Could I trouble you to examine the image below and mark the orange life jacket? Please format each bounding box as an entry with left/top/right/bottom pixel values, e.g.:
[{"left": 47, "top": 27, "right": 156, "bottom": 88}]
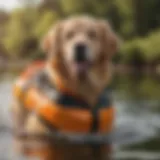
[{"left": 13, "top": 61, "right": 114, "bottom": 134}]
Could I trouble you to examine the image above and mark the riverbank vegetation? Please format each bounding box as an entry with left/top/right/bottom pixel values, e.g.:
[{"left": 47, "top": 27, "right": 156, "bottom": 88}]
[{"left": 0, "top": 0, "right": 160, "bottom": 71}]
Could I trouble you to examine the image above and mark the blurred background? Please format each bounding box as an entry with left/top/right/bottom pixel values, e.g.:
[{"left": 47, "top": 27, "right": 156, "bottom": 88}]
[
  {"left": 0, "top": 0, "right": 160, "bottom": 73},
  {"left": 0, "top": 0, "right": 160, "bottom": 160}
]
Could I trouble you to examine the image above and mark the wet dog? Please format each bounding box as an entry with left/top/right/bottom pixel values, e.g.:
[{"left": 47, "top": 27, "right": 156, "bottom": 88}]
[{"left": 12, "top": 16, "right": 119, "bottom": 136}]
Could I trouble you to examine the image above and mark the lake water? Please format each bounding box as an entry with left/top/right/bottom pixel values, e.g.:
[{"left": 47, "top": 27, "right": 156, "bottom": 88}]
[{"left": 0, "top": 72, "right": 160, "bottom": 160}]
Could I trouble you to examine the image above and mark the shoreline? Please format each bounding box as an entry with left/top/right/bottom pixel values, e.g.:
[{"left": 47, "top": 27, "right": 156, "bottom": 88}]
[{"left": 0, "top": 60, "right": 159, "bottom": 75}]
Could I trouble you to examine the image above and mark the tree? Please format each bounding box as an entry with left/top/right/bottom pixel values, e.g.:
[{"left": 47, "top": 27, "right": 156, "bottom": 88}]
[
  {"left": 133, "top": 0, "right": 160, "bottom": 36},
  {"left": 3, "top": 9, "right": 38, "bottom": 58}
]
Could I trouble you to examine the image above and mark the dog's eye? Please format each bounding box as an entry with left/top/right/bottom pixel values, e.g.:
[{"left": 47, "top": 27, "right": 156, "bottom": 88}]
[
  {"left": 87, "top": 30, "right": 97, "bottom": 39},
  {"left": 66, "top": 31, "right": 75, "bottom": 40}
]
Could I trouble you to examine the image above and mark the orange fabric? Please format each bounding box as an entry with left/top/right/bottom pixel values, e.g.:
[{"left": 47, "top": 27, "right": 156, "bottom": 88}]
[
  {"left": 21, "top": 61, "right": 45, "bottom": 79},
  {"left": 14, "top": 82, "right": 114, "bottom": 133},
  {"left": 24, "top": 88, "right": 93, "bottom": 133},
  {"left": 13, "top": 61, "right": 45, "bottom": 99},
  {"left": 13, "top": 83, "right": 22, "bottom": 99},
  {"left": 13, "top": 61, "right": 114, "bottom": 133},
  {"left": 99, "top": 107, "right": 115, "bottom": 133}
]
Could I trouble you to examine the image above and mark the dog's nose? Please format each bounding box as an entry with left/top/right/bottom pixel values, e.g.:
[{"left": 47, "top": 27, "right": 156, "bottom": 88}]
[{"left": 74, "top": 44, "right": 87, "bottom": 62}]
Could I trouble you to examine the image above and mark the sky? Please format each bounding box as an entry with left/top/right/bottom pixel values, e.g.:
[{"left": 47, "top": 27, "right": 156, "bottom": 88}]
[{"left": 0, "top": 0, "right": 20, "bottom": 10}]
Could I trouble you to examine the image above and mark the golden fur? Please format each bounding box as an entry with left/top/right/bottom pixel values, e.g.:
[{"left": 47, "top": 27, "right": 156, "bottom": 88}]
[
  {"left": 43, "top": 16, "right": 119, "bottom": 105},
  {"left": 12, "top": 16, "right": 119, "bottom": 135}
]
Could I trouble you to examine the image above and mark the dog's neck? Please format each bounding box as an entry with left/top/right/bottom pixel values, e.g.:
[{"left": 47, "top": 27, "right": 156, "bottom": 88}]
[{"left": 46, "top": 63, "right": 111, "bottom": 106}]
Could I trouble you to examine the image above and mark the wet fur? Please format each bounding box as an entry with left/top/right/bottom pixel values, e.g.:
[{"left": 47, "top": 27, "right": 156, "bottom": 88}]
[
  {"left": 12, "top": 16, "right": 119, "bottom": 134},
  {"left": 44, "top": 16, "right": 119, "bottom": 105}
]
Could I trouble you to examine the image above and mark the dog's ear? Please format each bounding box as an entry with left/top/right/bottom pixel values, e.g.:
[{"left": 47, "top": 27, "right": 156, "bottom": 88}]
[
  {"left": 99, "top": 20, "right": 120, "bottom": 58},
  {"left": 41, "top": 22, "right": 62, "bottom": 55}
]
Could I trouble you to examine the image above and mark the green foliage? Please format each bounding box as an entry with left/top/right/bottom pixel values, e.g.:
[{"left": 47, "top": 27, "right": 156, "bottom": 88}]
[
  {"left": 142, "top": 31, "right": 160, "bottom": 61},
  {"left": 113, "top": 0, "right": 134, "bottom": 37},
  {"left": 114, "top": 74, "right": 160, "bottom": 100},
  {"left": 121, "top": 30, "right": 160, "bottom": 64},
  {"left": 3, "top": 8, "right": 38, "bottom": 58},
  {"left": 60, "top": 0, "right": 110, "bottom": 16},
  {"left": 1, "top": 0, "right": 160, "bottom": 65},
  {"left": 34, "top": 10, "right": 60, "bottom": 40}
]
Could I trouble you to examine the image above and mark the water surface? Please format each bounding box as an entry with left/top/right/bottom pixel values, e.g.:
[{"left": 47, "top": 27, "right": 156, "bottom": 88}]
[{"left": 0, "top": 72, "right": 159, "bottom": 160}]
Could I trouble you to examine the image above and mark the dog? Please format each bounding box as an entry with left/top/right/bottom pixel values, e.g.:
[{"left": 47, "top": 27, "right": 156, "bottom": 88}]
[{"left": 12, "top": 16, "right": 119, "bottom": 136}]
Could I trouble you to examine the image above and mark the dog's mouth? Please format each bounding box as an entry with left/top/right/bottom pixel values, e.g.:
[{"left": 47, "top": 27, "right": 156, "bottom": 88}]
[
  {"left": 75, "top": 62, "right": 89, "bottom": 73},
  {"left": 71, "top": 61, "right": 91, "bottom": 79}
]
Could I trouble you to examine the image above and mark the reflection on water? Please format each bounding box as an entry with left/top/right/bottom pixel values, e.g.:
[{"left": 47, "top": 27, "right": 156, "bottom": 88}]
[
  {"left": 14, "top": 137, "right": 112, "bottom": 160},
  {"left": 0, "top": 73, "right": 159, "bottom": 160}
]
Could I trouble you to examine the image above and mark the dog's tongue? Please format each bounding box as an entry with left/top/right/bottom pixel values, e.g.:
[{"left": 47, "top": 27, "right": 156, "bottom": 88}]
[{"left": 75, "top": 63, "right": 88, "bottom": 74}]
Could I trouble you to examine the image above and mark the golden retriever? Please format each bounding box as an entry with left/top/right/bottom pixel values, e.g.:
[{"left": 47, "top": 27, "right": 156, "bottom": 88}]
[
  {"left": 44, "top": 16, "right": 119, "bottom": 105},
  {"left": 12, "top": 16, "right": 119, "bottom": 135}
]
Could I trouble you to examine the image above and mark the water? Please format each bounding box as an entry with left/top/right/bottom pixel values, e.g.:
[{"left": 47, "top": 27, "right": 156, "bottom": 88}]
[{"left": 0, "top": 72, "right": 159, "bottom": 160}]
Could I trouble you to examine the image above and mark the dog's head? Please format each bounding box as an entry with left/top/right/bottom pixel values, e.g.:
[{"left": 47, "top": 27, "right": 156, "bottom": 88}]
[{"left": 42, "top": 16, "right": 119, "bottom": 82}]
